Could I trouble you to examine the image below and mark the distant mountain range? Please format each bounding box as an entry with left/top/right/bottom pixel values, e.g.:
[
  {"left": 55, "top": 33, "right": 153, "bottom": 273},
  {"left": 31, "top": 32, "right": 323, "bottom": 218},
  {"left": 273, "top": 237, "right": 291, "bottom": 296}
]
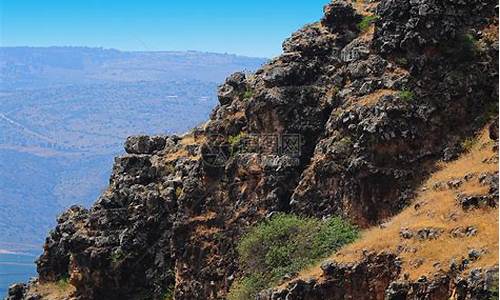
[
  {"left": 0, "top": 47, "right": 266, "bottom": 89},
  {"left": 0, "top": 47, "right": 267, "bottom": 247}
]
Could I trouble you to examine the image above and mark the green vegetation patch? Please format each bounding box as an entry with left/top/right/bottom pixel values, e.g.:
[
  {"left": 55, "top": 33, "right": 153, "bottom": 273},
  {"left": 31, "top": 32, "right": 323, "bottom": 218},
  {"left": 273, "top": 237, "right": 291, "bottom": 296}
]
[
  {"left": 228, "top": 132, "right": 248, "bottom": 156},
  {"left": 357, "top": 15, "right": 378, "bottom": 31},
  {"left": 398, "top": 89, "right": 415, "bottom": 102},
  {"left": 228, "top": 213, "right": 359, "bottom": 300},
  {"left": 56, "top": 276, "right": 70, "bottom": 290},
  {"left": 243, "top": 88, "right": 254, "bottom": 100}
]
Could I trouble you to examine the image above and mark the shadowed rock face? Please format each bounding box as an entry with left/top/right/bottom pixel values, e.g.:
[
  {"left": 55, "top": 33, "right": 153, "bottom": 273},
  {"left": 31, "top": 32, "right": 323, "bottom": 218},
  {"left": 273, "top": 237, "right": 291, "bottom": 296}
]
[
  {"left": 258, "top": 257, "right": 498, "bottom": 300},
  {"left": 11, "top": 0, "right": 498, "bottom": 299},
  {"left": 258, "top": 252, "right": 401, "bottom": 300}
]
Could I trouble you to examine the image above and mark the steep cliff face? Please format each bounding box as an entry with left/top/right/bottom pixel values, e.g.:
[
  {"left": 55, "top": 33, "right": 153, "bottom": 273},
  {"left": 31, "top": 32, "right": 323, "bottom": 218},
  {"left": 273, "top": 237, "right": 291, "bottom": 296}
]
[
  {"left": 258, "top": 124, "right": 499, "bottom": 300},
  {"left": 8, "top": 0, "right": 498, "bottom": 299}
]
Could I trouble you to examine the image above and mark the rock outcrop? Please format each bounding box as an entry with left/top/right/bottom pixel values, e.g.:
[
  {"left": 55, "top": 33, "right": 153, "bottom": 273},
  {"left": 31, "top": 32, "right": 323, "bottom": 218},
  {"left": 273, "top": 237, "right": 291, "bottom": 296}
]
[{"left": 8, "top": 0, "right": 498, "bottom": 299}]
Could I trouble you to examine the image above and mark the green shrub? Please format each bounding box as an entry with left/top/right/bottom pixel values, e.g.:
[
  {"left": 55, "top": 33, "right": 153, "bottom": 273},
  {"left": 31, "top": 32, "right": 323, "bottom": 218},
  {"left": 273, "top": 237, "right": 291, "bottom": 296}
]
[
  {"left": 398, "top": 89, "right": 415, "bottom": 102},
  {"left": 357, "top": 15, "right": 378, "bottom": 31},
  {"left": 228, "top": 132, "right": 247, "bottom": 156},
  {"left": 228, "top": 273, "right": 268, "bottom": 300},
  {"left": 56, "top": 276, "right": 70, "bottom": 290},
  {"left": 243, "top": 89, "right": 254, "bottom": 100},
  {"left": 228, "top": 214, "right": 359, "bottom": 300}
]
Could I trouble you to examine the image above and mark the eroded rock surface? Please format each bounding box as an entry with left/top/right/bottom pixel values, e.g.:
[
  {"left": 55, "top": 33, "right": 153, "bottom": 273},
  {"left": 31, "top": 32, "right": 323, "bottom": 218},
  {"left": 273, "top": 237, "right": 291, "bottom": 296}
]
[{"left": 10, "top": 0, "right": 498, "bottom": 299}]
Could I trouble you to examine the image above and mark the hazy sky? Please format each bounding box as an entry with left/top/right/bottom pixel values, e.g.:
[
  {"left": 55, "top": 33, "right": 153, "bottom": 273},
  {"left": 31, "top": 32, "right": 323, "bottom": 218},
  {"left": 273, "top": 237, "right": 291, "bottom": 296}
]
[{"left": 0, "top": 0, "right": 329, "bottom": 58}]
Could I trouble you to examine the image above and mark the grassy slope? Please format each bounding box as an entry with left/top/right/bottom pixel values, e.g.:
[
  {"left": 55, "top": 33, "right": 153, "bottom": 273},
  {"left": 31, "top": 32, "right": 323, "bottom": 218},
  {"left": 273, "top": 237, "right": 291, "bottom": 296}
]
[{"left": 299, "top": 124, "right": 498, "bottom": 281}]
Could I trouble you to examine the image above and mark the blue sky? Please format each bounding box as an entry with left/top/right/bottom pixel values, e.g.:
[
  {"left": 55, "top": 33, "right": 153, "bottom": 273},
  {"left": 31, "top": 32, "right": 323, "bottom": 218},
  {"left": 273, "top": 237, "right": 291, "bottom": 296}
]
[{"left": 0, "top": 0, "right": 329, "bottom": 58}]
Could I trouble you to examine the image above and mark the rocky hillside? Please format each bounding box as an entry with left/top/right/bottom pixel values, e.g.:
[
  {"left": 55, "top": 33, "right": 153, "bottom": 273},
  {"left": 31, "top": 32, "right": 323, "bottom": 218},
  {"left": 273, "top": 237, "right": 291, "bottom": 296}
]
[{"left": 6, "top": 0, "right": 498, "bottom": 299}]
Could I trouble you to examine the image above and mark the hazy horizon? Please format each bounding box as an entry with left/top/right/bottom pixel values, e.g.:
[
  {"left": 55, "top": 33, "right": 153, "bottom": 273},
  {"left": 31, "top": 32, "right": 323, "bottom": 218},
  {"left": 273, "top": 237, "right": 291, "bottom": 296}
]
[
  {"left": 0, "top": 45, "right": 269, "bottom": 58},
  {"left": 1, "top": 0, "right": 329, "bottom": 57}
]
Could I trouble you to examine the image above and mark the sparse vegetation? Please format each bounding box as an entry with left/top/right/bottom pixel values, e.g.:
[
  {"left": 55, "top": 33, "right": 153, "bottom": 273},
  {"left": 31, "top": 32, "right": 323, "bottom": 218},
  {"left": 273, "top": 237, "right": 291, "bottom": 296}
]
[
  {"left": 357, "top": 15, "right": 378, "bottom": 31},
  {"left": 228, "top": 214, "right": 359, "bottom": 300},
  {"left": 338, "top": 136, "right": 353, "bottom": 147},
  {"left": 326, "top": 126, "right": 498, "bottom": 281},
  {"left": 56, "top": 276, "right": 70, "bottom": 290},
  {"left": 165, "top": 163, "right": 175, "bottom": 174},
  {"left": 162, "top": 284, "right": 175, "bottom": 300},
  {"left": 110, "top": 249, "right": 124, "bottom": 263},
  {"left": 461, "top": 137, "right": 477, "bottom": 152},
  {"left": 228, "top": 132, "right": 248, "bottom": 156},
  {"left": 175, "top": 186, "right": 183, "bottom": 198},
  {"left": 398, "top": 89, "right": 415, "bottom": 102},
  {"left": 243, "top": 88, "right": 254, "bottom": 100},
  {"left": 228, "top": 274, "right": 268, "bottom": 300},
  {"left": 331, "top": 86, "right": 340, "bottom": 96},
  {"left": 334, "top": 136, "right": 354, "bottom": 153},
  {"left": 395, "top": 57, "right": 408, "bottom": 66}
]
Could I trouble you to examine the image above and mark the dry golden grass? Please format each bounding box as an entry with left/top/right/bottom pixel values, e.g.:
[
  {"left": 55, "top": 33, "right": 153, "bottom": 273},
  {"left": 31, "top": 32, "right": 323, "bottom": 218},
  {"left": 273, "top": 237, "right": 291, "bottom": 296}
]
[
  {"left": 297, "top": 125, "right": 498, "bottom": 281},
  {"left": 351, "top": 0, "right": 379, "bottom": 16},
  {"left": 180, "top": 133, "right": 206, "bottom": 146},
  {"left": 164, "top": 148, "right": 190, "bottom": 161},
  {"left": 29, "top": 282, "right": 75, "bottom": 300},
  {"left": 163, "top": 133, "right": 205, "bottom": 162},
  {"left": 359, "top": 24, "right": 375, "bottom": 41},
  {"left": 193, "top": 225, "right": 221, "bottom": 236},
  {"left": 482, "top": 23, "right": 499, "bottom": 43},
  {"left": 189, "top": 211, "right": 217, "bottom": 222},
  {"left": 357, "top": 89, "right": 395, "bottom": 106}
]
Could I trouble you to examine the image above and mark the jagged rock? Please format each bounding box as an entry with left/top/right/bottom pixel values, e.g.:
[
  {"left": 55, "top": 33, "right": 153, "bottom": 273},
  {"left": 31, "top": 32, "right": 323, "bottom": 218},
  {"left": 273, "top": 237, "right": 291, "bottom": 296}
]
[
  {"left": 282, "top": 24, "right": 337, "bottom": 56},
  {"left": 489, "top": 118, "right": 498, "bottom": 140},
  {"left": 6, "top": 283, "right": 26, "bottom": 300},
  {"left": 124, "top": 135, "right": 167, "bottom": 154},
  {"left": 399, "top": 227, "right": 414, "bottom": 239},
  {"left": 416, "top": 227, "right": 443, "bottom": 240},
  {"left": 259, "top": 252, "right": 401, "bottom": 300},
  {"left": 450, "top": 226, "right": 478, "bottom": 238},
  {"left": 442, "top": 144, "right": 462, "bottom": 161},
  {"left": 374, "top": 0, "right": 495, "bottom": 54},
  {"left": 341, "top": 40, "right": 370, "bottom": 62},
  {"left": 21, "top": 0, "right": 499, "bottom": 299},
  {"left": 447, "top": 179, "right": 463, "bottom": 189},
  {"left": 456, "top": 194, "right": 496, "bottom": 210},
  {"left": 320, "top": 260, "right": 337, "bottom": 276},
  {"left": 385, "top": 281, "right": 410, "bottom": 300},
  {"left": 468, "top": 249, "right": 482, "bottom": 261},
  {"left": 321, "top": 0, "right": 361, "bottom": 32},
  {"left": 37, "top": 205, "right": 88, "bottom": 282},
  {"left": 217, "top": 72, "right": 247, "bottom": 105},
  {"left": 455, "top": 267, "right": 499, "bottom": 300}
]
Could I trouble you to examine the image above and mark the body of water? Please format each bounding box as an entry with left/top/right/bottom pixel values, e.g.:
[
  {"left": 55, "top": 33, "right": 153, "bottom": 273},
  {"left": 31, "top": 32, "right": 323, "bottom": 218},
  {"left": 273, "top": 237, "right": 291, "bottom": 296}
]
[{"left": 0, "top": 252, "right": 38, "bottom": 297}]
